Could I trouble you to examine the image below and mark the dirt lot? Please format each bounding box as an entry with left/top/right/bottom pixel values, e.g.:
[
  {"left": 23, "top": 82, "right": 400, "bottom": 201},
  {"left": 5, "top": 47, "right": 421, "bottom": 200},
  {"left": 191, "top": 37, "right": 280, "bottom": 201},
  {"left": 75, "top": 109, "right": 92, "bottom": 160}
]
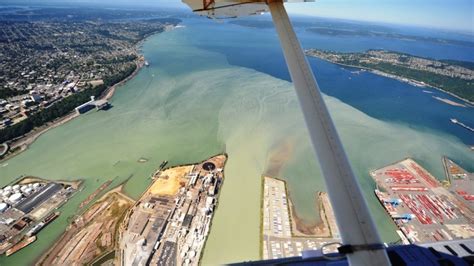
[
  {"left": 37, "top": 188, "right": 133, "bottom": 266},
  {"left": 149, "top": 165, "right": 194, "bottom": 196}
]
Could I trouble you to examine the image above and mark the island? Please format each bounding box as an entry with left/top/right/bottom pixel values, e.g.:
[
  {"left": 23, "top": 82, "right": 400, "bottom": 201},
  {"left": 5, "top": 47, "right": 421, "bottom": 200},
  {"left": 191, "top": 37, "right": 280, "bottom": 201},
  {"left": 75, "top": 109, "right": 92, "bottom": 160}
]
[{"left": 305, "top": 49, "right": 474, "bottom": 104}]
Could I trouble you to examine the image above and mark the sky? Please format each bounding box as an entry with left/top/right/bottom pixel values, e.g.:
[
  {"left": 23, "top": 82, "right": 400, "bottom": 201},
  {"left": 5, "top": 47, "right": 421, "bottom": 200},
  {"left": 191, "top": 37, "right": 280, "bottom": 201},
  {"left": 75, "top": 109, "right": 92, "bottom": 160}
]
[
  {"left": 6, "top": 0, "right": 474, "bottom": 33},
  {"left": 286, "top": 0, "right": 474, "bottom": 33}
]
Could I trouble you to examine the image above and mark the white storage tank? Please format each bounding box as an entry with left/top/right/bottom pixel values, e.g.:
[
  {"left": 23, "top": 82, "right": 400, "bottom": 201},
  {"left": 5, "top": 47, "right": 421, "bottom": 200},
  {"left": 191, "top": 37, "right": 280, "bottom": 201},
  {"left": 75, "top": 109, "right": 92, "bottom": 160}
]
[
  {"left": 12, "top": 185, "right": 20, "bottom": 190},
  {"left": 2, "top": 190, "right": 11, "bottom": 197},
  {"left": 0, "top": 202, "right": 8, "bottom": 212},
  {"left": 9, "top": 193, "right": 22, "bottom": 203},
  {"left": 23, "top": 187, "right": 33, "bottom": 195},
  {"left": 32, "top": 183, "right": 40, "bottom": 189},
  {"left": 4, "top": 186, "right": 12, "bottom": 191},
  {"left": 0, "top": 189, "right": 3, "bottom": 194}
]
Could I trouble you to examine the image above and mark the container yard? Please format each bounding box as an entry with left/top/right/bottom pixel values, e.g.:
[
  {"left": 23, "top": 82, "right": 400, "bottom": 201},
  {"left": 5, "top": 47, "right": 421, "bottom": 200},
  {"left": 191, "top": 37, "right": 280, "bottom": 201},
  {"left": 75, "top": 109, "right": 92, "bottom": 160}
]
[
  {"left": 261, "top": 176, "right": 340, "bottom": 260},
  {"left": 443, "top": 156, "right": 474, "bottom": 207},
  {"left": 119, "top": 154, "right": 227, "bottom": 266},
  {"left": 371, "top": 158, "right": 473, "bottom": 244},
  {"left": 0, "top": 177, "right": 80, "bottom": 256}
]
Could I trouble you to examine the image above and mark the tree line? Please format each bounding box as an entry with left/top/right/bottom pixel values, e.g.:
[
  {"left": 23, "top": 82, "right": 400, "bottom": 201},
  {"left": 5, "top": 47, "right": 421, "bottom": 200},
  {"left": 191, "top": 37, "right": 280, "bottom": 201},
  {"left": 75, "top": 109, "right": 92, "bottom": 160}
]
[{"left": 0, "top": 64, "right": 136, "bottom": 143}]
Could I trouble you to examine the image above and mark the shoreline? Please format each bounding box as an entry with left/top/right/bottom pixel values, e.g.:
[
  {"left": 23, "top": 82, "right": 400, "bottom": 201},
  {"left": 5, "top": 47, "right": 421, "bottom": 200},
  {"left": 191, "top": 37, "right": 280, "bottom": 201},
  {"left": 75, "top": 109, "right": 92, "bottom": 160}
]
[
  {"left": 308, "top": 55, "right": 474, "bottom": 106},
  {"left": 36, "top": 185, "right": 134, "bottom": 266},
  {"left": 0, "top": 27, "right": 171, "bottom": 164}
]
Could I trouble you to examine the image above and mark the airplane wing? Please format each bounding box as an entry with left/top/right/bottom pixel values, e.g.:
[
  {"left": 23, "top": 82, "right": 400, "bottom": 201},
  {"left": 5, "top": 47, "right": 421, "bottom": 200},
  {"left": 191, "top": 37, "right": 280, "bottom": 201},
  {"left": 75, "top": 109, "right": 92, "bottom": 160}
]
[{"left": 182, "top": 0, "right": 314, "bottom": 18}]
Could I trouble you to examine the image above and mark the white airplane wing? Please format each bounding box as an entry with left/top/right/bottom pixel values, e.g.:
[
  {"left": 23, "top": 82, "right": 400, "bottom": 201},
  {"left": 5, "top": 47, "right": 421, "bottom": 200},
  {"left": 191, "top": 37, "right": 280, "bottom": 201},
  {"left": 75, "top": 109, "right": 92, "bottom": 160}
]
[{"left": 182, "top": 0, "right": 314, "bottom": 18}]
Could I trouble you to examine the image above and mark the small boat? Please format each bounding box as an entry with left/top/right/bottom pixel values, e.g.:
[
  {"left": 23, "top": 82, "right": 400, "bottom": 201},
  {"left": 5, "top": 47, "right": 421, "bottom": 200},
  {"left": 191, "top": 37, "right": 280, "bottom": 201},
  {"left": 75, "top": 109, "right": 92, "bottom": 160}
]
[
  {"left": 159, "top": 160, "right": 168, "bottom": 170},
  {"left": 145, "top": 61, "right": 150, "bottom": 67}
]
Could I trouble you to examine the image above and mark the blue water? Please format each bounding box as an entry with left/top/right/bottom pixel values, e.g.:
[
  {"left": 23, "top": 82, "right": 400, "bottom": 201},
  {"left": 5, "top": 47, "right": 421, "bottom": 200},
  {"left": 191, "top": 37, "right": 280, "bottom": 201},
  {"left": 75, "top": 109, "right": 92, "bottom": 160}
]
[
  {"left": 0, "top": 14, "right": 473, "bottom": 265},
  {"left": 189, "top": 17, "right": 474, "bottom": 149}
]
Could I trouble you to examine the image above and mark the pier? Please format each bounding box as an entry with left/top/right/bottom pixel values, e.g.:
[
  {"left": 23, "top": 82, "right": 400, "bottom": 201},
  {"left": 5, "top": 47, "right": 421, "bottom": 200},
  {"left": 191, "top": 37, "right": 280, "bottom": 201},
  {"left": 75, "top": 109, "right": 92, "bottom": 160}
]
[
  {"left": 119, "top": 155, "right": 227, "bottom": 266},
  {"left": 261, "top": 176, "right": 340, "bottom": 260},
  {"left": 451, "top": 118, "right": 474, "bottom": 132}
]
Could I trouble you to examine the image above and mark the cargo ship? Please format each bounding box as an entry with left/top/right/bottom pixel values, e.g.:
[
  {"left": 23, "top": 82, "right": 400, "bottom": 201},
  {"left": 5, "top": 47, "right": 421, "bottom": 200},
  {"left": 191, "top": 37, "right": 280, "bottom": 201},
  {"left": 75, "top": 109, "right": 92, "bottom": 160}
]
[
  {"left": 5, "top": 236, "right": 36, "bottom": 256},
  {"left": 26, "top": 211, "right": 60, "bottom": 237},
  {"left": 159, "top": 160, "right": 168, "bottom": 170}
]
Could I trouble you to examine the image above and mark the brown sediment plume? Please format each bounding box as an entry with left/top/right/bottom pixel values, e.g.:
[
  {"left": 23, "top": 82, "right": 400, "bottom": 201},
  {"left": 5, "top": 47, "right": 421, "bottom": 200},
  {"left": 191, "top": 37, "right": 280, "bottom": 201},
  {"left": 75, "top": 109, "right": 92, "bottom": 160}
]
[
  {"left": 289, "top": 198, "right": 330, "bottom": 237},
  {"left": 264, "top": 137, "right": 295, "bottom": 178}
]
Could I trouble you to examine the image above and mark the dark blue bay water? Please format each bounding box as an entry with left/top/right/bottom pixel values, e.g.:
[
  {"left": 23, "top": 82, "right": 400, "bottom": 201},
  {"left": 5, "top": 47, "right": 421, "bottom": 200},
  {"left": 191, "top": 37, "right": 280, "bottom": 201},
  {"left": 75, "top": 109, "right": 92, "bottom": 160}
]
[{"left": 188, "top": 17, "right": 474, "bottom": 151}]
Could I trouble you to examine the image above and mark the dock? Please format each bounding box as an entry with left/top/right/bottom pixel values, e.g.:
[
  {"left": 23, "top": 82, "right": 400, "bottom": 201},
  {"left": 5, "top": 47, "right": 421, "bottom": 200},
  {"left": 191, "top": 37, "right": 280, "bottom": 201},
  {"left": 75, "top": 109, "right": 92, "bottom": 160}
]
[
  {"left": 371, "top": 158, "right": 473, "bottom": 244},
  {"left": 451, "top": 118, "right": 474, "bottom": 132},
  {"left": 0, "top": 177, "right": 79, "bottom": 255},
  {"left": 75, "top": 96, "right": 110, "bottom": 114},
  {"left": 119, "top": 154, "right": 227, "bottom": 266}
]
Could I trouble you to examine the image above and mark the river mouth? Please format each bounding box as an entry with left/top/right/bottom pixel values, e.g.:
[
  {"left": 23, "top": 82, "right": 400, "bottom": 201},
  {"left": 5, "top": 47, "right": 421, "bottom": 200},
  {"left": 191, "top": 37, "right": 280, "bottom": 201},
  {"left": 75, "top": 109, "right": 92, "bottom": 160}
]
[{"left": 0, "top": 17, "right": 473, "bottom": 266}]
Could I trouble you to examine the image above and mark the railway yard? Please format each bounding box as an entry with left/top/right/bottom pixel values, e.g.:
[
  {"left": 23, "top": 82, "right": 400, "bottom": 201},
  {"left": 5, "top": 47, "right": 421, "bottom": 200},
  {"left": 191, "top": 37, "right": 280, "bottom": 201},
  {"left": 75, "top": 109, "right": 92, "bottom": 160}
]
[
  {"left": 0, "top": 177, "right": 80, "bottom": 256},
  {"left": 261, "top": 176, "right": 340, "bottom": 260},
  {"left": 38, "top": 188, "right": 133, "bottom": 265},
  {"left": 119, "top": 154, "right": 227, "bottom": 266},
  {"left": 371, "top": 158, "right": 474, "bottom": 244}
]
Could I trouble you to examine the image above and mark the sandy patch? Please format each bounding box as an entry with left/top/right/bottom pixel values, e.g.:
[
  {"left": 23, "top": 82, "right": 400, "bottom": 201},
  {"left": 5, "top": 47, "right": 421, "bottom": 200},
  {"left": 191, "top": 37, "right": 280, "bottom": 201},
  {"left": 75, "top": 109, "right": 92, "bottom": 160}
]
[
  {"left": 148, "top": 165, "right": 194, "bottom": 196},
  {"left": 432, "top": 96, "right": 466, "bottom": 107}
]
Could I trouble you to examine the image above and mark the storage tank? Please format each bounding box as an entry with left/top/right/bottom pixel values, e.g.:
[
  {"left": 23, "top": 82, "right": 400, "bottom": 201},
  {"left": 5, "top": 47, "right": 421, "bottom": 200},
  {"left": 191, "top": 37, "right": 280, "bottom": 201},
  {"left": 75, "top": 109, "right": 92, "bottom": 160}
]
[
  {"left": 12, "top": 184, "right": 20, "bottom": 191},
  {"left": 9, "top": 193, "right": 22, "bottom": 203},
  {"left": 0, "top": 189, "right": 3, "bottom": 194},
  {"left": 0, "top": 202, "right": 8, "bottom": 212},
  {"left": 32, "top": 183, "right": 40, "bottom": 189},
  {"left": 23, "top": 187, "right": 33, "bottom": 195},
  {"left": 4, "top": 186, "right": 12, "bottom": 191},
  {"left": 2, "top": 191, "right": 11, "bottom": 197}
]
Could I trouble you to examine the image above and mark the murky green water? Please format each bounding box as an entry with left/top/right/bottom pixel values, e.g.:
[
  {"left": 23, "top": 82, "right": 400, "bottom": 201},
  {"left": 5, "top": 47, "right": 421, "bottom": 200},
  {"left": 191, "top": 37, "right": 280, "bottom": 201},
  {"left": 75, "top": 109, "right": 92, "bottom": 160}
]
[{"left": 0, "top": 21, "right": 472, "bottom": 265}]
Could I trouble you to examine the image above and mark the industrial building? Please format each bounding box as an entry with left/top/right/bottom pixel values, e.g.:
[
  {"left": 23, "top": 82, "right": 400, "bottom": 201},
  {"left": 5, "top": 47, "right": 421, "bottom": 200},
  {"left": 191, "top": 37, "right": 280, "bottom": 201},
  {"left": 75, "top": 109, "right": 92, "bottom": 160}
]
[
  {"left": 75, "top": 96, "right": 110, "bottom": 114},
  {"left": 120, "top": 154, "right": 227, "bottom": 266},
  {"left": 0, "top": 178, "right": 77, "bottom": 256}
]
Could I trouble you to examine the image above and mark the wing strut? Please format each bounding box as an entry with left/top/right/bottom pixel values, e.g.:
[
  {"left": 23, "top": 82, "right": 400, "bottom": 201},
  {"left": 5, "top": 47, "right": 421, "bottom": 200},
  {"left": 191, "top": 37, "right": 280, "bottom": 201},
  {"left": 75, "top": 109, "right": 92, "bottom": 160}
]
[{"left": 267, "top": 1, "right": 391, "bottom": 265}]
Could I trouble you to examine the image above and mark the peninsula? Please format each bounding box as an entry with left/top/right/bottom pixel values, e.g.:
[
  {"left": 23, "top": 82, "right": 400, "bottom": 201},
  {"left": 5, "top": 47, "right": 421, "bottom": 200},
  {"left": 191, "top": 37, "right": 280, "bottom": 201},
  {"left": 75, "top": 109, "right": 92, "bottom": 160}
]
[
  {"left": 119, "top": 154, "right": 227, "bottom": 266},
  {"left": 305, "top": 49, "right": 474, "bottom": 104},
  {"left": 261, "top": 176, "right": 340, "bottom": 260}
]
